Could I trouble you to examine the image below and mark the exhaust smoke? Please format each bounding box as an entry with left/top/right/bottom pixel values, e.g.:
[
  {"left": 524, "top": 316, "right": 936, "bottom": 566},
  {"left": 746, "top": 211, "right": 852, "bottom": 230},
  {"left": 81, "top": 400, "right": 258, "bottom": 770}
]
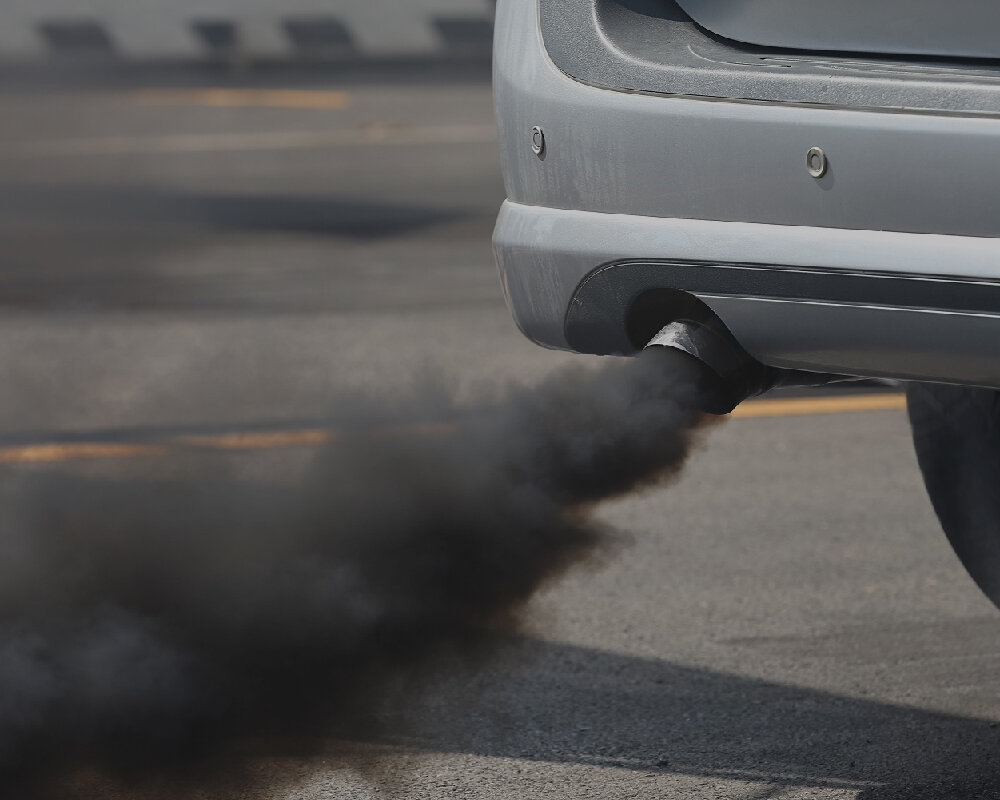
[{"left": 0, "top": 345, "right": 722, "bottom": 797}]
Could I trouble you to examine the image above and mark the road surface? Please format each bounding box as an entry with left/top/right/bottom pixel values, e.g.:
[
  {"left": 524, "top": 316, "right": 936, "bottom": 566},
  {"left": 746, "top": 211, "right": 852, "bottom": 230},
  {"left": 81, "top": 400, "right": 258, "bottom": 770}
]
[{"left": 0, "top": 73, "right": 997, "bottom": 799}]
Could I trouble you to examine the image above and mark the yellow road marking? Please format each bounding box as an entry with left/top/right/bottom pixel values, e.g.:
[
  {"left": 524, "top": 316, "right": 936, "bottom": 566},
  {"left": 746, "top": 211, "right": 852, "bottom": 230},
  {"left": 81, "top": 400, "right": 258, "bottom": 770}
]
[
  {"left": 0, "top": 395, "right": 905, "bottom": 464},
  {"left": 2, "top": 123, "right": 498, "bottom": 158},
  {"left": 732, "top": 393, "right": 906, "bottom": 418},
  {"left": 179, "top": 429, "right": 333, "bottom": 450},
  {"left": 132, "top": 88, "right": 351, "bottom": 109},
  {"left": 176, "top": 422, "right": 457, "bottom": 450},
  {"left": 0, "top": 442, "right": 167, "bottom": 463}
]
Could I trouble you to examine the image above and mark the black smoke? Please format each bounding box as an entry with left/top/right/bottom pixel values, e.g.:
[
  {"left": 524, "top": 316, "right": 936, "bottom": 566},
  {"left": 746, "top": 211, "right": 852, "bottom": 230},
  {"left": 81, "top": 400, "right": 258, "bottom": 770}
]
[{"left": 0, "top": 346, "right": 717, "bottom": 797}]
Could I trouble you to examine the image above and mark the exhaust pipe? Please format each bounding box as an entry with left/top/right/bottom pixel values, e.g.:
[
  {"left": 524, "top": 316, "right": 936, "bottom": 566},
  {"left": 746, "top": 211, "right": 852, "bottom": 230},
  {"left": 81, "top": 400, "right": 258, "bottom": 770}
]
[{"left": 645, "top": 319, "right": 851, "bottom": 415}]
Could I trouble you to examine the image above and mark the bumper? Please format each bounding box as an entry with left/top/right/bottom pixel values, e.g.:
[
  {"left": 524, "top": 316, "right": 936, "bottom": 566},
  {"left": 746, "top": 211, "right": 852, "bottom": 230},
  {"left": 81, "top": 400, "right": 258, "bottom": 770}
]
[
  {"left": 494, "top": 201, "right": 1000, "bottom": 387},
  {"left": 492, "top": 0, "right": 1000, "bottom": 387}
]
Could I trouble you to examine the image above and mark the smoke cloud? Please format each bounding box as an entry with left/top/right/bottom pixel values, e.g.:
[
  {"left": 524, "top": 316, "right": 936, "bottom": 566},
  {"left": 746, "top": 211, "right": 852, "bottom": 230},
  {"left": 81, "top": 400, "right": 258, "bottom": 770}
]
[{"left": 0, "top": 346, "right": 716, "bottom": 797}]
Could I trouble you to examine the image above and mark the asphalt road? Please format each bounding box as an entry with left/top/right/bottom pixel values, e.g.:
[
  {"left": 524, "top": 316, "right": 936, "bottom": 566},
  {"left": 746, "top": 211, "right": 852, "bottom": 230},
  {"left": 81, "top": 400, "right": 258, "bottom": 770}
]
[{"left": 1, "top": 75, "right": 999, "bottom": 799}]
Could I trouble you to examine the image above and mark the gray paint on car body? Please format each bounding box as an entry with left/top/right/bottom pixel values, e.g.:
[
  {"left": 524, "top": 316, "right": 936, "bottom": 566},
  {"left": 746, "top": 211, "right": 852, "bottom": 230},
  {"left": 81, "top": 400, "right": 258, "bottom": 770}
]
[
  {"left": 676, "top": 0, "right": 1000, "bottom": 60},
  {"left": 495, "top": 0, "right": 1000, "bottom": 239},
  {"left": 494, "top": 201, "right": 1000, "bottom": 386}
]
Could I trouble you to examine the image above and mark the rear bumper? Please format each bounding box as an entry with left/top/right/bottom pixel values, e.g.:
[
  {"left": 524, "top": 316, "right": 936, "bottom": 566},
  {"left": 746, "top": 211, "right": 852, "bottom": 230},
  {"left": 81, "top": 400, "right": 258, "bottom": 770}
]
[
  {"left": 492, "top": 0, "right": 1000, "bottom": 387},
  {"left": 494, "top": 201, "right": 1000, "bottom": 388}
]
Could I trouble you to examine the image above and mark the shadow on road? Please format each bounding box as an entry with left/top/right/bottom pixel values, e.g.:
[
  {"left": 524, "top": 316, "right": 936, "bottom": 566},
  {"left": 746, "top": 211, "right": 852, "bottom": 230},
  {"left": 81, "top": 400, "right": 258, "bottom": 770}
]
[
  {"left": 0, "top": 184, "right": 491, "bottom": 312},
  {"left": 0, "top": 184, "right": 468, "bottom": 239},
  {"left": 397, "top": 637, "right": 1000, "bottom": 799}
]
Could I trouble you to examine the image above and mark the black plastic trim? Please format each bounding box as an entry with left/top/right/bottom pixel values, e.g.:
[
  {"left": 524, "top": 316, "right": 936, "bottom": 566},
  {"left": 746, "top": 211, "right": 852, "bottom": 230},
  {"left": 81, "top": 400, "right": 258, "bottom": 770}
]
[
  {"left": 540, "top": 0, "right": 1000, "bottom": 116},
  {"left": 564, "top": 259, "right": 1000, "bottom": 355}
]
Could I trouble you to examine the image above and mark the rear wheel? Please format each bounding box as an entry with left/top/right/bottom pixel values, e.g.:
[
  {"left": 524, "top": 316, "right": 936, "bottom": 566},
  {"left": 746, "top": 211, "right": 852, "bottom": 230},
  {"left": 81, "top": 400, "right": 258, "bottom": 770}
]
[{"left": 907, "top": 383, "right": 1000, "bottom": 608}]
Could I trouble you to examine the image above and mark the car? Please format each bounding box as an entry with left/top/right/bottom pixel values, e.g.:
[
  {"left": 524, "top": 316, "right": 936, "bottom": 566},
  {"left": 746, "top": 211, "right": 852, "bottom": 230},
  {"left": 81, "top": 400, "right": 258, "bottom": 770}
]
[{"left": 491, "top": 0, "right": 1000, "bottom": 606}]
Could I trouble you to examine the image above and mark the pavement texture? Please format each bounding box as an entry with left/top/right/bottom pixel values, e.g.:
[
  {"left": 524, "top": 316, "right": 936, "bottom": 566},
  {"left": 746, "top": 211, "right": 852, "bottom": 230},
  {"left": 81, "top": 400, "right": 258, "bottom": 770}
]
[{"left": 0, "top": 74, "right": 998, "bottom": 799}]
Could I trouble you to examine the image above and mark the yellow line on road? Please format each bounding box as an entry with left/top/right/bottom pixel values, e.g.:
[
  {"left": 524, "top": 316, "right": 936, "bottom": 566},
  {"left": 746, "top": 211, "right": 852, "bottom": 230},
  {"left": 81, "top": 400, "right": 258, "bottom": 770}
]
[
  {"left": 0, "top": 395, "right": 905, "bottom": 464},
  {"left": 0, "top": 442, "right": 168, "bottom": 463},
  {"left": 132, "top": 88, "right": 352, "bottom": 109},
  {"left": 732, "top": 393, "right": 906, "bottom": 418},
  {"left": 2, "top": 124, "right": 498, "bottom": 158},
  {"left": 178, "top": 429, "right": 333, "bottom": 450}
]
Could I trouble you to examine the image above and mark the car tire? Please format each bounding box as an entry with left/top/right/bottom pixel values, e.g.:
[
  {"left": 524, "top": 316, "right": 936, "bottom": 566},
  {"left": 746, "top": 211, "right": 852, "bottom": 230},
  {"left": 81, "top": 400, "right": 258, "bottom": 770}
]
[{"left": 907, "top": 382, "right": 1000, "bottom": 608}]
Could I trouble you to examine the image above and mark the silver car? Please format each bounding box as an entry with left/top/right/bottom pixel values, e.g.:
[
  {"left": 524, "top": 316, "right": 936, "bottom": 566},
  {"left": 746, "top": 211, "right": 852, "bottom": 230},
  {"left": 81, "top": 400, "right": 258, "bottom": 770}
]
[{"left": 492, "top": 0, "right": 1000, "bottom": 606}]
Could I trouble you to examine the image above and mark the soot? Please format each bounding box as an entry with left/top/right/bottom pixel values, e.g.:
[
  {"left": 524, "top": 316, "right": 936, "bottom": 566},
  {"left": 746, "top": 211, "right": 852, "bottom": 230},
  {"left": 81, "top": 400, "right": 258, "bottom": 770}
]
[{"left": 0, "top": 346, "right": 716, "bottom": 797}]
